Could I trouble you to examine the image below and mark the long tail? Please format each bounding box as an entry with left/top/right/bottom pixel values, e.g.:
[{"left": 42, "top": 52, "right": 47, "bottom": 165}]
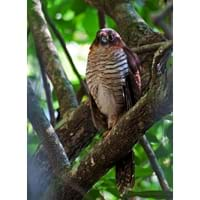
[{"left": 115, "top": 151, "right": 135, "bottom": 195}]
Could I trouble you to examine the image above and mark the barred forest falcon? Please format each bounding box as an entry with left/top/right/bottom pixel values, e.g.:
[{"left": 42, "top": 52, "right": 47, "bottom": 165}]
[{"left": 86, "top": 28, "right": 142, "bottom": 193}]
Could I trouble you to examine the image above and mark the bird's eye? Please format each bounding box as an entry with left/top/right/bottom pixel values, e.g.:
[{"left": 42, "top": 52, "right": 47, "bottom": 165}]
[{"left": 108, "top": 34, "right": 114, "bottom": 41}]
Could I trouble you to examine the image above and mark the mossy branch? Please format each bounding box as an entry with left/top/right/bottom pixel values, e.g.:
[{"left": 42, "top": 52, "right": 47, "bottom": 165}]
[{"left": 28, "top": 0, "right": 78, "bottom": 116}]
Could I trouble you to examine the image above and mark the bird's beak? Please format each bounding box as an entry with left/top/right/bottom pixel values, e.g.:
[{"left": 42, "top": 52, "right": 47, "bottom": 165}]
[{"left": 100, "top": 32, "right": 108, "bottom": 44}]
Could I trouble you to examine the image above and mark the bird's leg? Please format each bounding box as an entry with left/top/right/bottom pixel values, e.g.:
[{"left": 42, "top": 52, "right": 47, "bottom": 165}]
[
  {"left": 103, "top": 114, "right": 118, "bottom": 138},
  {"left": 108, "top": 114, "right": 118, "bottom": 129}
]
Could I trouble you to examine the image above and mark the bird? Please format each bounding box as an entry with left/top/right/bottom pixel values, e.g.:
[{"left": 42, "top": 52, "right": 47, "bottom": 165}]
[{"left": 86, "top": 28, "right": 142, "bottom": 194}]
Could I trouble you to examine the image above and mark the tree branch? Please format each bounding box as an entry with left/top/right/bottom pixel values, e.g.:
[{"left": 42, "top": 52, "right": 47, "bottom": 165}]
[
  {"left": 28, "top": 0, "right": 78, "bottom": 116},
  {"left": 85, "top": 0, "right": 167, "bottom": 93},
  {"left": 98, "top": 9, "right": 106, "bottom": 29},
  {"left": 132, "top": 40, "right": 172, "bottom": 54},
  {"left": 27, "top": 79, "right": 70, "bottom": 171},
  {"left": 36, "top": 48, "right": 56, "bottom": 126},
  {"left": 137, "top": 40, "right": 172, "bottom": 195},
  {"left": 152, "top": 1, "right": 173, "bottom": 23},
  {"left": 96, "top": 3, "right": 171, "bottom": 194},
  {"left": 151, "top": 1, "right": 173, "bottom": 39},
  {"left": 139, "top": 135, "right": 171, "bottom": 191},
  {"left": 86, "top": 0, "right": 165, "bottom": 45},
  {"left": 41, "top": 2, "right": 88, "bottom": 97},
  {"left": 29, "top": 102, "right": 97, "bottom": 199},
  {"left": 29, "top": 0, "right": 173, "bottom": 199},
  {"left": 46, "top": 56, "right": 172, "bottom": 199}
]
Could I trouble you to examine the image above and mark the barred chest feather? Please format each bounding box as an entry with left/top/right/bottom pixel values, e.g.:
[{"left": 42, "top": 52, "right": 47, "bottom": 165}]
[{"left": 86, "top": 45, "right": 129, "bottom": 122}]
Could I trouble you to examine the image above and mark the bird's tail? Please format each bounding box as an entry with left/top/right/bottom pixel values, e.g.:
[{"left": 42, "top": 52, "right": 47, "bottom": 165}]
[{"left": 115, "top": 151, "right": 135, "bottom": 195}]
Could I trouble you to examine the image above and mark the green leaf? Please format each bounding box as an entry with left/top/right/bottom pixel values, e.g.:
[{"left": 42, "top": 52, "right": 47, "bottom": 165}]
[
  {"left": 135, "top": 167, "right": 153, "bottom": 178},
  {"left": 82, "top": 8, "right": 98, "bottom": 42},
  {"left": 84, "top": 189, "right": 102, "bottom": 200},
  {"left": 71, "top": 0, "right": 87, "bottom": 15}
]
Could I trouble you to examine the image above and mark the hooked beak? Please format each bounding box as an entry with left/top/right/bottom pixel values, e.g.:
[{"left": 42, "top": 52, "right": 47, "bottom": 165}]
[{"left": 99, "top": 32, "right": 108, "bottom": 44}]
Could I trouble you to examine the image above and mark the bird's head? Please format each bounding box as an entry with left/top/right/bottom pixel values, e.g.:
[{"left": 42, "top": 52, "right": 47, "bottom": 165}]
[{"left": 94, "top": 28, "right": 123, "bottom": 46}]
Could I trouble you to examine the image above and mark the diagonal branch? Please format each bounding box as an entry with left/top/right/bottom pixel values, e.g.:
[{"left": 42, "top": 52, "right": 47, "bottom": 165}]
[
  {"left": 27, "top": 79, "right": 70, "bottom": 171},
  {"left": 151, "top": 1, "right": 173, "bottom": 39},
  {"left": 41, "top": 3, "right": 88, "bottom": 96},
  {"left": 28, "top": 0, "right": 78, "bottom": 116},
  {"left": 29, "top": 102, "right": 97, "bottom": 199},
  {"left": 139, "top": 135, "right": 171, "bottom": 191},
  {"left": 45, "top": 59, "right": 172, "bottom": 199},
  {"left": 31, "top": 43, "right": 172, "bottom": 200},
  {"left": 98, "top": 9, "right": 106, "bottom": 29},
  {"left": 139, "top": 41, "right": 172, "bottom": 193},
  {"left": 132, "top": 40, "right": 172, "bottom": 54},
  {"left": 152, "top": 1, "right": 173, "bottom": 23},
  {"left": 36, "top": 48, "right": 56, "bottom": 126}
]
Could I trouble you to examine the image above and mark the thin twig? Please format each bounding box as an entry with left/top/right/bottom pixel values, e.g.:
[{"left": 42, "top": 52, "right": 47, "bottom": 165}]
[
  {"left": 36, "top": 50, "right": 56, "bottom": 126},
  {"left": 27, "top": 26, "right": 30, "bottom": 38},
  {"left": 139, "top": 135, "right": 171, "bottom": 191},
  {"left": 131, "top": 40, "right": 172, "bottom": 54},
  {"left": 151, "top": 1, "right": 173, "bottom": 39},
  {"left": 27, "top": 79, "right": 70, "bottom": 172},
  {"left": 28, "top": 23, "right": 55, "bottom": 126},
  {"left": 42, "top": 3, "right": 87, "bottom": 95},
  {"left": 152, "top": 1, "right": 173, "bottom": 23},
  {"left": 98, "top": 9, "right": 106, "bottom": 29}
]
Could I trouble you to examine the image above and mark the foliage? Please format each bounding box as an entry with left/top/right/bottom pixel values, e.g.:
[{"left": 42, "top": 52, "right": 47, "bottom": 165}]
[{"left": 27, "top": 0, "right": 172, "bottom": 199}]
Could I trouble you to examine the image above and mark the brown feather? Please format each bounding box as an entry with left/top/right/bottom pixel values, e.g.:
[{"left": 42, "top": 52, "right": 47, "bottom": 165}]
[
  {"left": 115, "top": 47, "right": 142, "bottom": 194},
  {"left": 123, "top": 46, "right": 142, "bottom": 100},
  {"left": 115, "top": 73, "right": 137, "bottom": 194},
  {"left": 88, "top": 92, "right": 107, "bottom": 130},
  {"left": 86, "top": 28, "right": 142, "bottom": 195}
]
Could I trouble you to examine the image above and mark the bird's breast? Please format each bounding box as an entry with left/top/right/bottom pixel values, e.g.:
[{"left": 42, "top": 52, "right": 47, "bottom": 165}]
[{"left": 86, "top": 47, "right": 129, "bottom": 117}]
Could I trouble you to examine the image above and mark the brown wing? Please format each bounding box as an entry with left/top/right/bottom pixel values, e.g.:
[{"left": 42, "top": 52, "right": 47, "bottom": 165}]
[
  {"left": 115, "top": 47, "right": 142, "bottom": 194},
  {"left": 115, "top": 75, "right": 135, "bottom": 194},
  {"left": 88, "top": 92, "right": 107, "bottom": 131},
  {"left": 123, "top": 46, "right": 142, "bottom": 102}
]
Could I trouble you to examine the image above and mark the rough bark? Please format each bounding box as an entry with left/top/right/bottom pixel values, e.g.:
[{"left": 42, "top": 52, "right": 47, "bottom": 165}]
[
  {"left": 27, "top": 80, "right": 70, "bottom": 200},
  {"left": 28, "top": 0, "right": 78, "bottom": 116},
  {"left": 29, "top": 102, "right": 97, "bottom": 199},
  {"left": 28, "top": 0, "right": 173, "bottom": 199},
  {"left": 44, "top": 64, "right": 172, "bottom": 199},
  {"left": 36, "top": 44, "right": 56, "bottom": 126}
]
